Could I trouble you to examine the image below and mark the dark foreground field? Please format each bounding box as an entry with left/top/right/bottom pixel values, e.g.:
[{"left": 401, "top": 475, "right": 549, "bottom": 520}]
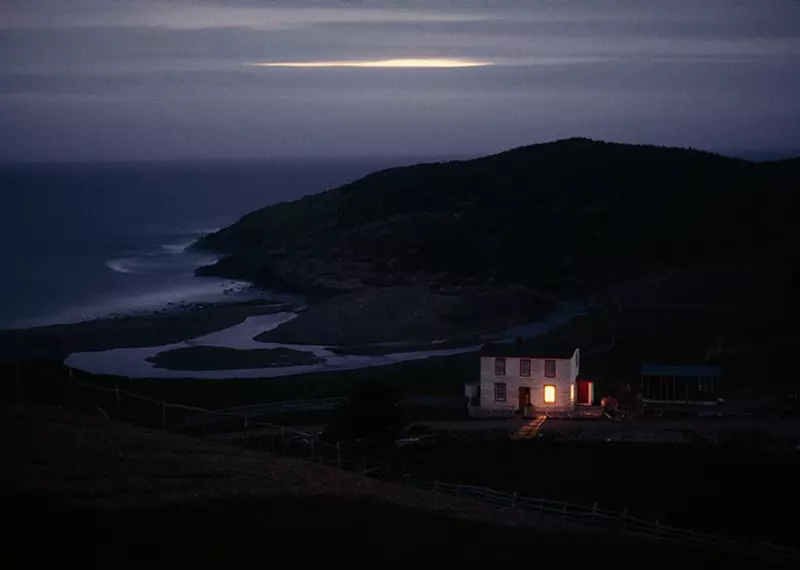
[
  {"left": 2, "top": 492, "right": 756, "bottom": 568},
  {"left": 400, "top": 437, "right": 800, "bottom": 548},
  {"left": 0, "top": 403, "right": 770, "bottom": 568}
]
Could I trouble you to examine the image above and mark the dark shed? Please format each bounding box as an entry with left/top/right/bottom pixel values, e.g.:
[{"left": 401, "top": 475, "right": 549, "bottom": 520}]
[{"left": 640, "top": 364, "right": 721, "bottom": 405}]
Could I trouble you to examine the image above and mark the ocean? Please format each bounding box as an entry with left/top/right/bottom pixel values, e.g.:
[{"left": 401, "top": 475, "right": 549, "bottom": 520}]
[{"left": 0, "top": 159, "right": 406, "bottom": 329}]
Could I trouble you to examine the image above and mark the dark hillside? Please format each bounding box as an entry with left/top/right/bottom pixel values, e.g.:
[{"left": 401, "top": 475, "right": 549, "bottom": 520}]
[
  {"left": 0, "top": 403, "right": 771, "bottom": 567},
  {"left": 196, "top": 139, "right": 798, "bottom": 295}
]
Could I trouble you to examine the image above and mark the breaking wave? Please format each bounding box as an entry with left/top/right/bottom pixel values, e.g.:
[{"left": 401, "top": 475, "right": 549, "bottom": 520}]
[{"left": 105, "top": 258, "right": 137, "bottom": 274}]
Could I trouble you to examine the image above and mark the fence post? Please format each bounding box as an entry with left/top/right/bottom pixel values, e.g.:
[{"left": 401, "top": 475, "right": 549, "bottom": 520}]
[
  {"left": 511, "top": 492, "right": 517, "bottom": 508},
  {"left": 621, "top": 507, "right": 628, "bottom": 530},
  {"left": 15, "top": 362, "right": 22, "bottom": 403},
  {"left": 656, "top": 519, "right": 660, "bottom": 538},
  {"left": 309, "top": 437, "right": 315, "bottom": 458},
  {"left": 336, "top": 442, "right": 342, "bottom": 468},
  {"left": 161, "top": 401, "right": 166, "bottom": 430},
  {"left": 592, "top": 502, "right": 597, "bottom": 523},
  {"left": 244, "top": 416, "right": 249, "bottom": 439},
  {"left": 562, "top": 505, "right": 567, "bottom": 519}
]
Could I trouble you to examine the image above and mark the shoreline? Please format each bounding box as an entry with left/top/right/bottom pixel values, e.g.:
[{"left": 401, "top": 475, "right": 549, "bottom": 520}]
[
  {"left": 2, "top": 277, "right": 587, "bottom": 379},
  {"left": 0, "top": 298, "right": 297, "bottom": 362}
]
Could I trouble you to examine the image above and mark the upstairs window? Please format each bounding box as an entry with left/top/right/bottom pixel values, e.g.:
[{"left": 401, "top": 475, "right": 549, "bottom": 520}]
[
  {"left": 494, "top": 383, "right": 507, "bottom": 402},
  {"left": 520, "top": 359, "right": 531, "bottom": 376},
  {"left": 544, "top": 385, "right": 556, "bottom": 404},
  {"left": 495, "top": 358, "right": 506, "bottom": 376},
  {"left": 545, "top": 359, "right": 557, "bottom": 378}
]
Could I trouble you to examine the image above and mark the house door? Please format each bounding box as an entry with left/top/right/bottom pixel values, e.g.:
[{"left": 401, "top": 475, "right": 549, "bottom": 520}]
[{"left": 518, "top": 387, "right": 531, "bottom": 412}]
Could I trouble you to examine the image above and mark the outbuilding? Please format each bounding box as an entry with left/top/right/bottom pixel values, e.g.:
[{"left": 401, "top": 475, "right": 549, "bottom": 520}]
[{"left": 639, "top": 364, "right": 721, "bottom": 406}]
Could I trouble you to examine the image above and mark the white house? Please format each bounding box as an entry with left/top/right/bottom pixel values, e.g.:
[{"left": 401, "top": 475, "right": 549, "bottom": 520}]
[{"left": 469, "top": 342, "right": 580, "bottom": 417}]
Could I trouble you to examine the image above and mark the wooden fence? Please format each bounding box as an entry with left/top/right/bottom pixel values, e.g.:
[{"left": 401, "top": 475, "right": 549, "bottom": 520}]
[{"left": 405, "top": 477, "right": 800, "bottom": 564}]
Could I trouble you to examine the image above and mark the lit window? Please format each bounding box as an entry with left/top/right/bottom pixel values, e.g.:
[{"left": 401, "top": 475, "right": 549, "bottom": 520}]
[
  {"left": 545, "top": 360, "right": 556, "bottom": 378},
  {"left": 544, "top": 384, "right": 556, "bottom": 404},
  {"left": 570, "top": 383, "right": 575, "bottom": 402},
  {"left": 495, "top": 358, "right": 506, "bottom": 376},
  {"left": 520, "top": 359, "right": 531, "bottom": 376},
  {"left": 494, "top": 382, "right": 507, "bottom": 402}
]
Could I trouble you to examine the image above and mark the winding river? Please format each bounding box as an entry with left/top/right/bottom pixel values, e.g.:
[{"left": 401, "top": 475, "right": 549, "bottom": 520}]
[{"left": 65, "top": 303, "right": 585, "bottom": 379}]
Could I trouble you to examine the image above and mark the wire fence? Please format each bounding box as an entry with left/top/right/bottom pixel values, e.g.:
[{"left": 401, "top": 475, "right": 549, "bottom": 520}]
[
  {"left": 3, "top": 362, "right": 799, "bottom": 564},
  {"left": 2, "top": 362, "right": 385, "bottom": 472}
]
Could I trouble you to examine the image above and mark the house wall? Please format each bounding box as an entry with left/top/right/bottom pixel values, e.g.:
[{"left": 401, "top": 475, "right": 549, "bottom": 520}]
[{"left": 479, "top": 349, "right": 578, "bottom": 413}]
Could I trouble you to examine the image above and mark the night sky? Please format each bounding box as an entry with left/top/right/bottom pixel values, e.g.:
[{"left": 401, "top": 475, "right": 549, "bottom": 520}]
[{"left": 2, "top": 0, "right": 799, "bottom": 161}]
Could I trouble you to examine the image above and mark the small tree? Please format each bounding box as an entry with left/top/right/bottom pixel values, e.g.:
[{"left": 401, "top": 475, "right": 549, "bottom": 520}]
[{"left": 324, "top": 382, "right": 404, "bottom": 446}]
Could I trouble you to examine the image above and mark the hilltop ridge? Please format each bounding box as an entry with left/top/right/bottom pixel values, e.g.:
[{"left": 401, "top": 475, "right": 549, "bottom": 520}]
[{"left": 195, "top": 138, "right": 798, "bottom": 296}]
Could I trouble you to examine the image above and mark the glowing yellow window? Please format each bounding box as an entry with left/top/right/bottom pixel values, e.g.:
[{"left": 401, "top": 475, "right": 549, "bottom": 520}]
[
  {"left": 544, "top": 385, "right": 556, "bottom": 404},
  {"left": 570, "top": 383, "right": 575, "bottom": 402}
]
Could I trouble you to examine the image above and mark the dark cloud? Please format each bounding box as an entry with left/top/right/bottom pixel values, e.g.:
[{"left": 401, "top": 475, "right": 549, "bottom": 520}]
[{"left": 1, "top": 0, "right": 798, "bottom": 160}]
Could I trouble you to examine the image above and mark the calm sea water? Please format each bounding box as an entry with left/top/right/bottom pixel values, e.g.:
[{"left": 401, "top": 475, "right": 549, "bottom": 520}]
[{"left": 0, "top": 159, "right": 407, "bottom": 329}]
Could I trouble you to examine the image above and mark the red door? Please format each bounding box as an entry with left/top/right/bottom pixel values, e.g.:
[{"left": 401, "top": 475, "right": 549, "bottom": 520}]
[{"left": 577, "top": 380, "right": 593, "bottom": 405}]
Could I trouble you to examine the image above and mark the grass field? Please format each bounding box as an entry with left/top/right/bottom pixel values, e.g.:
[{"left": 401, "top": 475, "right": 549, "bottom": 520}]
[
  {"left": 399, "top": 437, "right": 800, "bottom": 548},
  {"left": 0, "top": 402, "right": 778, "bottom": 567}
]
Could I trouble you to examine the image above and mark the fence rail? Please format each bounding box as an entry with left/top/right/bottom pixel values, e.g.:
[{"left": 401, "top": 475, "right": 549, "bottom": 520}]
[
  {"left": 406, "top": 477, "right": 799, "bottom": 563},
  {"left": 213, "top": 397, "right": 348, "bottom": 417}
]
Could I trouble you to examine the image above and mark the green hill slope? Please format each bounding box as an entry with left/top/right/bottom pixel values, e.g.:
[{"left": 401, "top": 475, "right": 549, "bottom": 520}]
[{"left": 195, "top": 138, "right": 798, "bottom": 295}]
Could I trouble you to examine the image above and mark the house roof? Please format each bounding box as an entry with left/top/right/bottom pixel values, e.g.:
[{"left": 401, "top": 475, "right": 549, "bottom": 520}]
[
  {"left": 480, "top": 340, "right": 577, "bottom": 359},
  {"left": 640, "top": 364, "right": 721, "bottom": 377}
]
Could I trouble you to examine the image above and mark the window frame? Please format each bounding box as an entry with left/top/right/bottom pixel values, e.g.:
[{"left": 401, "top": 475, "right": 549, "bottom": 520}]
[
  {"left": 494, "top": 382, "right": 507, "bottom": 402},
  {"left": 520, "top": 358, "right": 531, "bottom": 377},
  {"left": 544, "top": 384, "right": 556, "bottom": 404},
  {"left": 494, "top": 357, "right": 506, "bottom": 376},
  {"left": 545, "top": 359, "right": 557, "bottom": 378}
]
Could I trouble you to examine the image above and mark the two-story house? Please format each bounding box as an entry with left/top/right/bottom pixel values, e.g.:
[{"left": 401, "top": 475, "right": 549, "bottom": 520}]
[{"left": 471, "top": 341, "right": 580, "bottom": 416}]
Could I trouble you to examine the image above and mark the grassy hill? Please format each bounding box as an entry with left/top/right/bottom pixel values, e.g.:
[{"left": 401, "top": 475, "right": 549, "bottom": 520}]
[
  {"left": 195, "top": 138, "right": 799, "bottom": 296},
  {"left": 2, "top": 402, "right": 762, "bottom": 567}
]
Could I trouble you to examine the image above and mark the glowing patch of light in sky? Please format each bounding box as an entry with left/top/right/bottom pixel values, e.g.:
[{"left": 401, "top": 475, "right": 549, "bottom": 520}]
[{"left": 251, "top": 58, "right": 492, "bottom": 68}]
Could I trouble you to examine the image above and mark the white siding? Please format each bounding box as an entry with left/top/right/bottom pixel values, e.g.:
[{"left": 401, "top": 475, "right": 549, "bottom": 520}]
[
  {"left": 479, "top": 349, "right": 579, "bottom": 413},
  {"left": 479, "top": 356, "right": 521, "bottom": 412}
]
